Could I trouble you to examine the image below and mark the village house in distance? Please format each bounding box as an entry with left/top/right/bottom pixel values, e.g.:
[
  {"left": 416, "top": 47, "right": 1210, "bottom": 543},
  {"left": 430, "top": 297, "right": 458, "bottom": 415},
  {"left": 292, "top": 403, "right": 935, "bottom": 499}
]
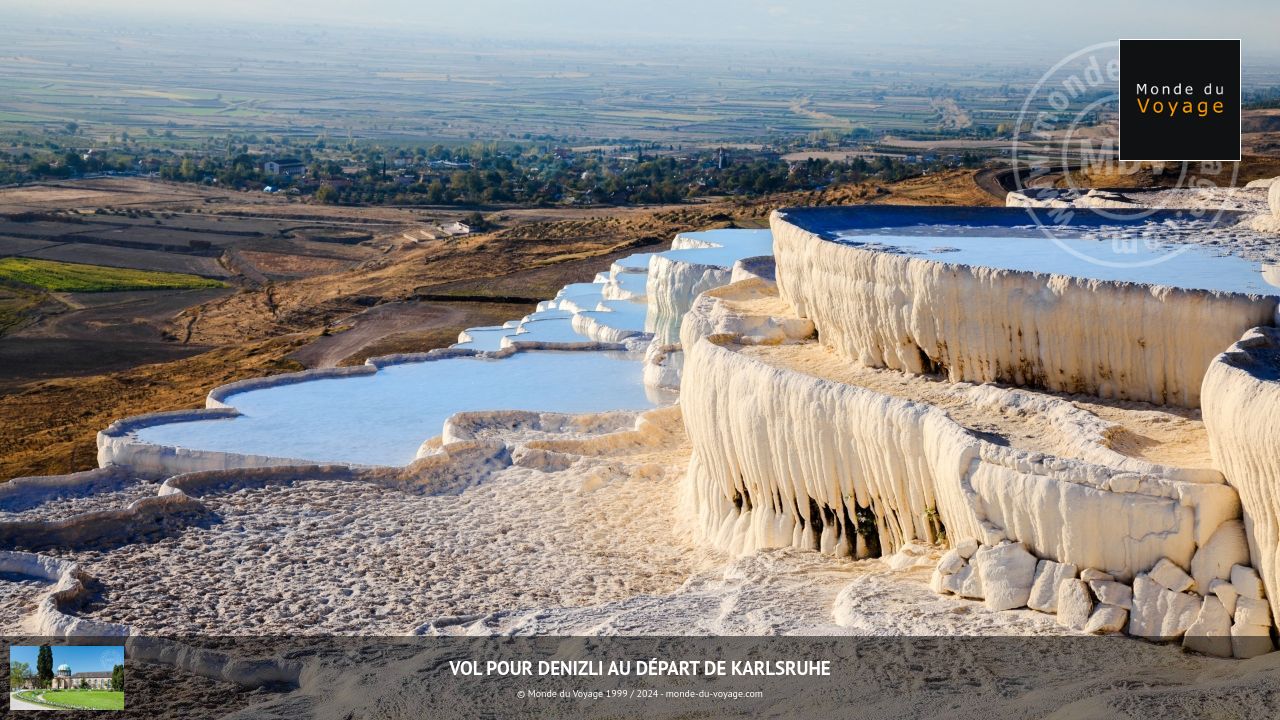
[{"left": 262, "top": 157, "right": 306, "bottom": 177}]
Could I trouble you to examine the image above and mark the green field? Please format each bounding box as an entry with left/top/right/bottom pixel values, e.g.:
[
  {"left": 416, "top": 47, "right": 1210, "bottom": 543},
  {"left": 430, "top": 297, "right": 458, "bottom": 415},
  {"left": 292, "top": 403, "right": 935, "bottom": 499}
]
[
  {"left": 0, "top": 20, "right": 1061, "bottom": 147},
  {"left": 16, "top": 689, "right": 125, "bottom": 710},
  {"left": 0, "top": 257, "right": 226, "bottom": 292}
]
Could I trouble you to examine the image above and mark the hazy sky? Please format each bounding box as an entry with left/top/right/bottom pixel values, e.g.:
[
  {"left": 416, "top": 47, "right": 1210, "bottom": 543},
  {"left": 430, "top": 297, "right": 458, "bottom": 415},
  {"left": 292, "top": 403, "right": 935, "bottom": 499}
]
[{"left": 15, "top": 0, "right": 1280, "bottom": 57}]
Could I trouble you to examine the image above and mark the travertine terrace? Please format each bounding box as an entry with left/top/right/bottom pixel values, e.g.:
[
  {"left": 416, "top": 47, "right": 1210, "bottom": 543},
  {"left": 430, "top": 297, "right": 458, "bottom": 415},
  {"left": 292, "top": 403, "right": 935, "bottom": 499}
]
[
  {"left": 675, "top": 195, "right": 1280, "bottom": 658},
  {"left": 5, "top": 179, "right": 1280, "bottom": 705}
]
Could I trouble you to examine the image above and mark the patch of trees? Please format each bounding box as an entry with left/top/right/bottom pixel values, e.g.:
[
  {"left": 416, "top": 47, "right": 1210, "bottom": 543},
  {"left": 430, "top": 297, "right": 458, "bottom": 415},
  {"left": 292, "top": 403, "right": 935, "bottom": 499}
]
[
  {"left": 9, "top": 660, "right": 31, "bottom": 689},
  {"left": 1244, "top": 86, "right": 1280, "bottom": 109},
  {"left": 1, "top": 129, "right": 980, "bottom": 207}
]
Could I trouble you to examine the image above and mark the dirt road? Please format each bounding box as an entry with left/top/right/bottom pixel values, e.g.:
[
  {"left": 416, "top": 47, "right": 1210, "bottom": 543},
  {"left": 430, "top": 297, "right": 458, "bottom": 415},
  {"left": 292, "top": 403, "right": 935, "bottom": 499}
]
[{"left": 287, "top": 301, "right": 469, "bottom": 368}]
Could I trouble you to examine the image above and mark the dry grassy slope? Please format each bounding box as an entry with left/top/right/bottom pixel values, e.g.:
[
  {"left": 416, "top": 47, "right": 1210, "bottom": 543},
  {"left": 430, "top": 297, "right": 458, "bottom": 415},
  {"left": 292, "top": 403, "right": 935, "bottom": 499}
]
[
  {"left": 0, "top": 336, "right": 309, "bottom": 479},
  {"left": 731, "top": 169, "right": 1002, "bottom": 218},
  {"left": 3, "top": 170, "right": 997, "bottom": 479},
  {"left": 187, "top": 170, "right": 996, "bottom": 346},
  {"left": 333, "top": 302, "right": 529, "bottom": 367},
  {"left": 182, "top": 206, "right": 742, "bottom": 345}
]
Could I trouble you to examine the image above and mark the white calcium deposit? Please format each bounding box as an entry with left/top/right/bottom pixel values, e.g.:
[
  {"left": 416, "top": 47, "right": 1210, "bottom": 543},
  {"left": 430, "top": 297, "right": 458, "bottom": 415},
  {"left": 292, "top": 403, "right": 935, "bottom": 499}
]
[
  {"left": 98, "top": 230, "right": 771, "bottom": 475},
  {"left": 1007, "top": 185, "right": 1270, "bottom": 216},
  {"left": 680, "top": 334, "right": 1238, "bottom": 576},
  {"left": 44, "top": 407, "right": 721, "bottom": 635},
  {"left": 1203, "top": 327, "right": 1280, "bottom": 628},
  {"left": 6, "top": 198, "right": 1280, "bottom": 707},
  {"left": 0, "top": 550, "right": 128, "bottom": 637},
  {"left": 771, "top": 210, "right": 1276, "bottom": 407},
  {"left": 671, "top": 202, "right": 1280, "bottom": 658},
  {"left": 1008, "top": 184, "right": 1280, "bottom": 264},
  {"left": 644, "top": 229, "right": 773, "bottom": 345}
]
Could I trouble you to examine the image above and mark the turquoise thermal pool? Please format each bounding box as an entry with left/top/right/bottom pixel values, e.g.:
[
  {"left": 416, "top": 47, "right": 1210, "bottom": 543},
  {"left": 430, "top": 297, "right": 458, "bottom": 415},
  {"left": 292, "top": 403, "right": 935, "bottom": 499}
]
[
  {"left": 134, "top": 351, "right": 668, "bottom": 467},
  {"left": 785, "top": 206, "right": 1278, "bottom": 295}
]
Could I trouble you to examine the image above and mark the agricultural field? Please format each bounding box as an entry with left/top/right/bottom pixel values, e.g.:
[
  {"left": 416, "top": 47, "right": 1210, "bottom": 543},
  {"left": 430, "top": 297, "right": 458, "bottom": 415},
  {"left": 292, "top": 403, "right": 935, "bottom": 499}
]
[
  {"left": 0, "top": 19, "right": 1067, "bottom": 148},
  {"left": 0, "top": 257, "right": 226, "bottom": 292},
  {"left": 11, "top": 242, "right": 230, "bottom": 278},
  {"left": 0, "top": 285, "right": 42, "bottom": 334},
  {"left": 0, "top": 179, "right": 421, "bottom": 390},
  {"left": 0, "top": 180, "right": 398, "bottom": 283}
]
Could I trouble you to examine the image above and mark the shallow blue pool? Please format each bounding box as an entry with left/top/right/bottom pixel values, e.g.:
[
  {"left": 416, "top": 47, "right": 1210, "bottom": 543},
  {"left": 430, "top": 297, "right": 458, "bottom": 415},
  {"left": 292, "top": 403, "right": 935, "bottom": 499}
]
[
  {"left": 454, "top": 326, "right": 517, "bottom": 352},
  {"left": 835, "top": 233, "right": 1275, "bottom": 295},
  {"left": 665, "top": 229, "right": 774, "bottom": 267},
  {"left": 136, "top": 351, "right": 668, "bottom": 466},
  {"left": 783, "top": 206, "right": 1277, "bottom": 296}
]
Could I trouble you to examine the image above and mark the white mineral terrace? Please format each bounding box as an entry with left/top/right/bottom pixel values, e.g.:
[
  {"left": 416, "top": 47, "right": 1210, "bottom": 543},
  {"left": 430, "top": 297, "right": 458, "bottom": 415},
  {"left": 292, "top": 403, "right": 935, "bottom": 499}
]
[
  {"left": 646, "top": 229, "right": 773, "bottom": 345},
  {"left": 6, "top": 188, "right": 1280, "bottom": 705},
  {"left": 126, "top": 351, "right": 665, "bottom": 468},
  {"left": 96, "top": 229, "right": 771, "bottom": 472},
  {"left": 774, "top": 206, "right": 1279, "bottom": 407}
]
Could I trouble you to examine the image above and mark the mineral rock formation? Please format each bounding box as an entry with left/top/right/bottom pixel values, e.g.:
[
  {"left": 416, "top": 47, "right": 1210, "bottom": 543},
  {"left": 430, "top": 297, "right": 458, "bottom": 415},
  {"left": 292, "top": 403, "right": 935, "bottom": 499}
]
[
  {"left": 1028, "top": 559, "right": 1077, "bottom": 613},
  {"left": 647, "top": 252, "right": 735, "bottom": 346},
  {"left": 679, "top": 278, "right": 814, "bottom": 350},
  {"left": 929, "top": 568, "right": 947, "bottom": 594},
  {"left": 1056, "top": 579, "right": 1093, "bottom": 630},
  {"left": 941, "top": 566, "right": 969, "bottom": 596},
  {"left": 682, "top": 338, "right": 983, "bottom": 558},
  {"left": 1149, "top": 558, "right": 1195, "bottom": 593},
  {"left": 956, "top": 564, "right": 984, "bottom": 600},
  {"left": 683, "top": 336, "right": 1236, "bottom": 572},
  {"left": 1084, "top": 605, "right": 1129, "bottom": 635},
  {"left": 1235, "top": 595, "right": 1272, "bottom": 628},
  {"left": 1129, "top": 575, "right": 1199, "bottom": 640},
  {"left": 955, "top": 538, "right": 979, "bottom": 558},
  {"left": 1190, "top": 520, "right": 1251, "bottom": 596},
  {"left": 771, "top": 209, "right": 1277, "bottom": 407},
  {"left": 937, "top": 549, "right": 966, "bottom": 575},
  {"left": 1203, "top": 328, "right": 1280, "bottom": 626},
  {"left": 1088, "top": 580, "right": 1133, "bottom": 609},
  {"left": 1232, "top": 564, "right": 1266, "bottom": 599},
  {"left": 1231, "top": 621, "right": 1275, "bottom": 659},
  {"left": 645, "top": 230, "right": 773, "bottom": 346},
  {"left": 973, "top": 542, "right": 1038, "bottom": 611},
  {"left": 1183, "top": 596, "right": 1233, "bottom": 657},
  {"left": 0, "top": 551, "right": 128, "bottom": 637},
  {"left": 1209, "top": 579, "right": 1240, "bottom": 617}
]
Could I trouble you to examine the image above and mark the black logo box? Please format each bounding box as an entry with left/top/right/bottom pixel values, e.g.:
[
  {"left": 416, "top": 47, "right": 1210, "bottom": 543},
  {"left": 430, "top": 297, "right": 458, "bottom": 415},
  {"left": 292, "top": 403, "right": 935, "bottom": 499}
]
[{"left": 1119, "top": 39, "right": 1241, "bottom": 162}]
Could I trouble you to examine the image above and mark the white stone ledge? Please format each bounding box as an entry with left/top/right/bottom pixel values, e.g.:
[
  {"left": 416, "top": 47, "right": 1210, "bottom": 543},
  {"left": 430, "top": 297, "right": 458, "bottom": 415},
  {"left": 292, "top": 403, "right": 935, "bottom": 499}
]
[
  {"left": 570, "top": 311, "right": 650, "bottom": 344},
  {"left": 0, "top": 466, "right": 141, "bottom": 504},
  {"left": 441, "top": 409, "right": 637, "bottom": 445},
  {"left": 207, "top": 366, "right": 375, "bottom": 408},
  {"left": 0, "top": 550, "right": 130, "bottom": 637},
  {"left": 771, "top": 208, "right": 1277, "bottom": 407},
  {"left": 97, "top": 345, "right": 631, "bottom": 476},
  {"left": 0, "top": 492, "right": 204, "bottom": 551},
  {"left": 1203, "top": 326, "right": 1280, "bottom": 627},
  {"left": 160, "top": 440, "right": 511, "bottom": 498},
  {"left": 682, "top": 338, "right": 1238, "bottom": 580}
]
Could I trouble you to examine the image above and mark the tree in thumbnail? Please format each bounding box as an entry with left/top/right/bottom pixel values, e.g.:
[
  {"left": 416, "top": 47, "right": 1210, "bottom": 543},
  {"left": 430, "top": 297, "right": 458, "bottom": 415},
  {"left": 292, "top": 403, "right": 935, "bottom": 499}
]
[
  {"left": 9, "top": 661, "right": 31, "bottom": 689},
  {"left": 36, "top": 645, "right": 53, "bottom": 689}
]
